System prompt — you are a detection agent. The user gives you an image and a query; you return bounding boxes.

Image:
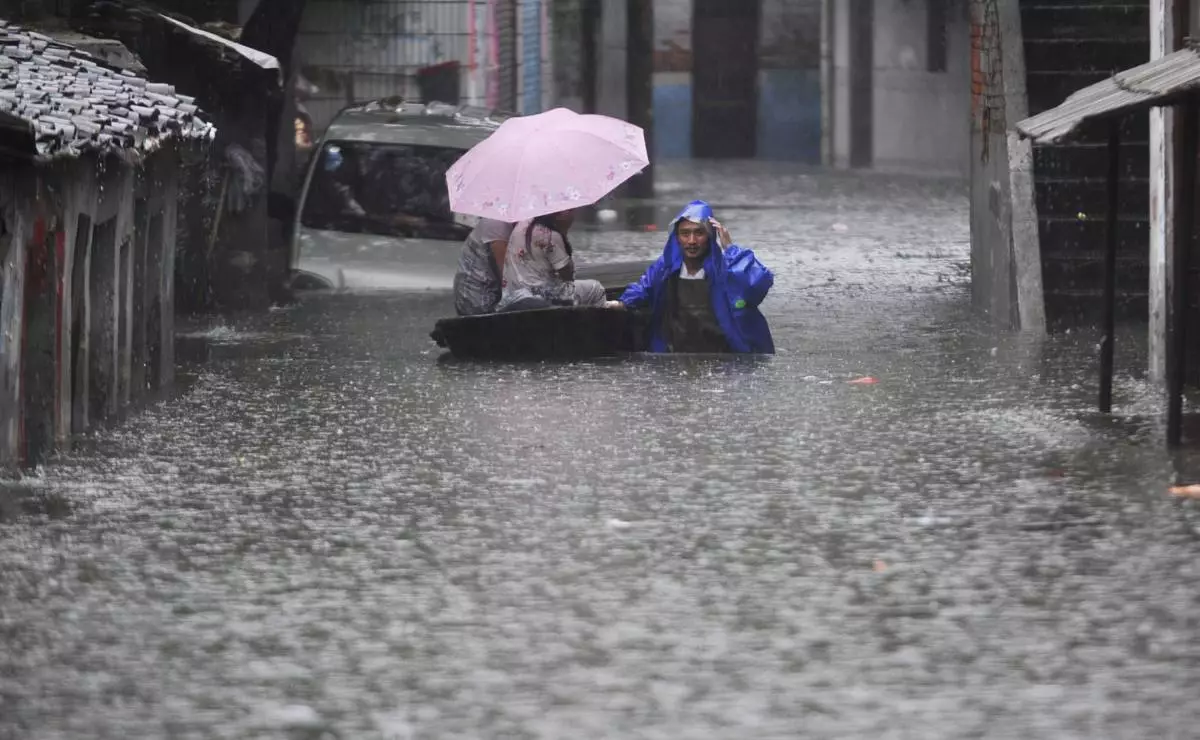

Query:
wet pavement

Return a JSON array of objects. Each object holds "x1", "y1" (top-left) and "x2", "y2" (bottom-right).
[{"x1": 5, "y1": 161, "x2": 1200, "y2": 739}]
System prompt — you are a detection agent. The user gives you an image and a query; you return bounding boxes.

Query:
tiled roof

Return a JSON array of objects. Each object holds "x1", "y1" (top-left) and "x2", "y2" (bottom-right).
[{"x1": 0, "y1": 19, "x2": 215, "y2": 161}]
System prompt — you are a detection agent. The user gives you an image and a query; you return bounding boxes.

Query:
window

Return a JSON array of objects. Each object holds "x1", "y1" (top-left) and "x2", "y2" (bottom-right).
[
  {"x1": 927, "y1": 0, "x2": 947, "y2": 73},
  {"x1": 300, "y1": 140, "x2": 472, "y2": 242}
]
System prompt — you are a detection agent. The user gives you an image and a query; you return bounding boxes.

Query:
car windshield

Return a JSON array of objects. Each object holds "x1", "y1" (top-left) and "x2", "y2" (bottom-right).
[{"x1": 300, "y1": 140, "x2": 471, "y2": 242}]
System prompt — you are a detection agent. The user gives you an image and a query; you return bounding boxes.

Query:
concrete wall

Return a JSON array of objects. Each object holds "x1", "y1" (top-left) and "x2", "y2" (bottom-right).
[
  {"x1": 652, "y1": 0, "x2": 691, "y2": 158},
  {"x1": 296, "y1": 0, "x2": 555, "y2": 133},
  {"x1": 831, "y1": 1, "x2": 852, "y2": 168},
  {"x1": 758, "y1": 0, "x2": 823, "y2": 162},
  {"x1": 0, "y1": 171, "x2": 27, "y2": 469},
  {"x1": 550, "y1": 0, "x2": 584, "y2": 112},
  {"x1": 606, "y1": 0, "x2": 821, "y2": 161},
  {"x1": 874, "y1": 0, "x2": 970, "y2": 174},
  {"x1": 0, "y1": 151, "x2": 180, "y2": 471},
  {"x1": 968, "y1": 0, "x2": 1044, "y2": 332},
  {"x1": 830, "y1": 0, "x2": 971, "y2": 175},
  {"x1": 597, "y1": 0, "x2": 628, "y2": 121}
]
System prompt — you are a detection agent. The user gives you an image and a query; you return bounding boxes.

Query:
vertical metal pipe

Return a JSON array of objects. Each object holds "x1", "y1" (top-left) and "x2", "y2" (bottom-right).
[
  {"x1": 1169, "y1": 97, "x2": 1198, "y2": 447},
  {"x1": 1100, "y1": 120, "x2": 1120, "y2": 413}
]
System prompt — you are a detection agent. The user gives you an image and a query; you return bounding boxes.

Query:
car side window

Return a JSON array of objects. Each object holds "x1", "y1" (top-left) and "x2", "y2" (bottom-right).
[{"x1": 300, "y1": 140, "x2": 470, "y2": 242}]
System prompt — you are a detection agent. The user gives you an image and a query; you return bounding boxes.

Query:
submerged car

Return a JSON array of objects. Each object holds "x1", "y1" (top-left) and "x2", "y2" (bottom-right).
[
  {"x1": 290, "y1": 98, "x2": 646, "y2": 297},
  {"x1": 290, "y1": 99, "x2": 505, "y2": 291}
]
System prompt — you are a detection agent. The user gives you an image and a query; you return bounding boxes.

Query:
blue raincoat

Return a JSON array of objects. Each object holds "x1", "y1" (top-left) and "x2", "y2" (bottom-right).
[{"x1": 620, "y1": 200, "x2": 775, "y2": 354}]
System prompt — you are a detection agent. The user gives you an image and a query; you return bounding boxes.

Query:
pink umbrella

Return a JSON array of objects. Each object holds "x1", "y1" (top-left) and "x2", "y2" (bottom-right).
[{"x1": 446, "y1": 107, "x2": 648, "y2": 222}]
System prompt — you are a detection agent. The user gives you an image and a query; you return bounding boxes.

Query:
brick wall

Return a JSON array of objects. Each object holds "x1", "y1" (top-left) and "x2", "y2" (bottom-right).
[{"x1": 1021, "y1": 0, "x2": 1150, "y2": 327}]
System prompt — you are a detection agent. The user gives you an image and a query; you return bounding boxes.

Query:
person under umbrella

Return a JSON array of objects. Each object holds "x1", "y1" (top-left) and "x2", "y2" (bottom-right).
[
  {"x1": 445, "y1": 108, "x2": 648, "y2": 314},
  {"x1": 495, "y1": 208, "x2": 611, "y2": 312},
  {"x1": 453, "y1": 217, "x2": 514, "y2": 316}
]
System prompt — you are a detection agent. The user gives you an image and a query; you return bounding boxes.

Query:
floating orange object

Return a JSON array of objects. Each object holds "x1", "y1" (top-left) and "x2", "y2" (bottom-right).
[
  {"x1": 848, "y1": 377, "x2": 879, "y2": 385},
  {"x1": 873, "y1": 559, "x2": 888, "y2": 573},
  {"x1": 643, "y1": 224, "x2": 658, "y2": 232},
  {"x1": 1169, "y1": 484, "x2": 1200, "y2": 498}
]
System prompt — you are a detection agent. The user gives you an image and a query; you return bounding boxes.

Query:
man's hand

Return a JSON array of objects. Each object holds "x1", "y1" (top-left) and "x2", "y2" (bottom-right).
[
  {"x1": 709, "y1": 218, "x2": 732, "y2": 250},
  {"x1": 605, "y1": 300, "x2": 625, "y2": 310}
]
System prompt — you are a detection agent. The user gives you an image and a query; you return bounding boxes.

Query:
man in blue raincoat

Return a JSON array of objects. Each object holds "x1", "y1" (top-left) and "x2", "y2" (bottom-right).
[{"x1": 619, "y1": 200, "x2": 774, "y2": 354}]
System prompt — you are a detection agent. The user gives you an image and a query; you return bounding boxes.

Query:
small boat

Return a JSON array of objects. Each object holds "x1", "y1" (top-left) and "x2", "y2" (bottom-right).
[
  {"x1": 430, "y1": 259, "x2": 654, "y2": 360},
  {"x1": 431, "y1": 305, "x2": 651, "y2": 360}
]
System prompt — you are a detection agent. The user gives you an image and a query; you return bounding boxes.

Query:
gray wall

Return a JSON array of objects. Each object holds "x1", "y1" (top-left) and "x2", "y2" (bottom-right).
[
  {"x1": 598, "y1": 0, "x2": 628, "y2": 121},
  {"x1": 830, "y1": 0, "x2": 970, "y2": 175},
  {"x1": 967, "y1": 0, "x2": 1042, "y2": 332},
  {"x1": 0, "y1": 152, "x2": 180, "y2": 470}
]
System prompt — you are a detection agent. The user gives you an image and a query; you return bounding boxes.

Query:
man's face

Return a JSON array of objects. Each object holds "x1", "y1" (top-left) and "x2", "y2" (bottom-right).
[{"x1": 676, "y1": 220, "x2": 710, "y2": 261}]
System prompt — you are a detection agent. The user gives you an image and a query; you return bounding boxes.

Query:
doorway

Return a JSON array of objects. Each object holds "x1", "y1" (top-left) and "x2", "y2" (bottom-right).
[
  {"x1": 21, "y1": 220, "x2": 57, "y2": 468},
  {"x1": 70, "y1": 214, "x2": 90, "y2": 435},
  {"x1": 88, "y1": 217, "x2": 116, "y2": 426},
  {"x1": 692, "y1": 0, "x2": 761, "y2": 158}
]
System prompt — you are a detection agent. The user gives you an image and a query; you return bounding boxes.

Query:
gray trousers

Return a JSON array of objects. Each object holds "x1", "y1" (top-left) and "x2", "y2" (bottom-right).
[
  {"x1": 500, "y1": 279, "x2": 609, "y2": 312},
  {"x1": 573, "y1": 279, "x2": 608, "y2": 307}
]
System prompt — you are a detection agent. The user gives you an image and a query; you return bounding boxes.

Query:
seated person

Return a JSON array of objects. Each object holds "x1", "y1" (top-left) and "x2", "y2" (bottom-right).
[
  {"x1": 496, "y1": 209, "x2": 611, "y2": 312},
  {"x1": 618, "y1": 200, "x2": 774, "y2": 354},
  {"x1": 453, "y1": 218, "x2": 514, "y2": 316}
]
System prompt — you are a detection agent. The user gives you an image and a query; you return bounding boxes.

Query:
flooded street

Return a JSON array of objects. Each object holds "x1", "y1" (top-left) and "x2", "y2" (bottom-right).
[{"x1": 6, "y1": 162, "x2": 1200, "y2": 739}]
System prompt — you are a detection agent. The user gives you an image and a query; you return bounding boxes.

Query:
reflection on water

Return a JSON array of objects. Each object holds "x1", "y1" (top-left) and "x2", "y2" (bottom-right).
[{"x1": 3, "y1": 164, "x2": 1200, "y2": 739}]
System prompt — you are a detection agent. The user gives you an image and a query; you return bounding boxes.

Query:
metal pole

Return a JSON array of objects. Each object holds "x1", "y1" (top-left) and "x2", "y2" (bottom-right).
[
  {"x1": 1100, "y1": 120, "x2": 1120, "y2": 413},
  {"x1": 1169, "y1": 97, "x2": 1197, "y2": 447}
]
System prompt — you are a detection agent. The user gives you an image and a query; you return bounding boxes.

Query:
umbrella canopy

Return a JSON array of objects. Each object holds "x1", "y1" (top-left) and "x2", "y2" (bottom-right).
[{"x1": 446, "y1": 108, "x2": 648, "y2": 222}]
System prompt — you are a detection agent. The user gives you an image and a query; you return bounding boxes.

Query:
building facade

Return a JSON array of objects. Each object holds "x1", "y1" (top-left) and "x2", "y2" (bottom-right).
[
  {"x1": 0, "y1": 22, "x2": 215, "y2": 470},
  {"x1": 595, "y1": 0, "x2": 822, "y2": 162},
  {"x1": 827, "y1": 0, "x2": 972, "y2": 175},
  {"x1": 293, "y1": 0, "x2": 554, "y2": 135},
  {"x1": 968, "y1": 0, "x2": 1151, "y2": 334}
]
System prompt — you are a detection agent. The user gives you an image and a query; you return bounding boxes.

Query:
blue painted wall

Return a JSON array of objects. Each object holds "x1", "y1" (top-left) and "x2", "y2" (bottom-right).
[
  {"x1": 757, "y1": 68, "x2": 822, "y2": 163},
  {"x1": 521, "y1": 0, "x2": 542, "y2": 113},
  {"x1": 653, "y1": 79, "x2": 692, "y2": 159},
  {"x1": 654, "y1": 70, "x2": 821, "y2": 160}
]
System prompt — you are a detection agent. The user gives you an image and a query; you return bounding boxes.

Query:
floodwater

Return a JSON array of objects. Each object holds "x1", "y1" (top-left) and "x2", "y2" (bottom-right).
[{"x1": 4, "y1": 161, "x2": 1200, "y2": 739}]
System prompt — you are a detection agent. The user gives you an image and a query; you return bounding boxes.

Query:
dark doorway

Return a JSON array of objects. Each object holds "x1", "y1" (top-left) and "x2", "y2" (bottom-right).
[
  {"x1": 69, "y1": 214, "x2": 90, "y2": 436},
  {"x1": 848, "y1": 0, "x2": 874, "y2": 168},
  {"x1": 21, "y1": 222, "x2": 58, "y2": 469},
  {"x1": 692, "y1": 0, "x2": 761, "y2": 158},
  {"x1": 116, "y1": 233, "x2": 131, "y2": 416},
  {"x1": 131, "y1": 199, "x2": 148, "y2": 396},
  {"x1": 88, "y1": 218, "x2": 116, "y2": 426},
  {"x1": 146, "y1": 211, "x2": 164, "y2": 391}
]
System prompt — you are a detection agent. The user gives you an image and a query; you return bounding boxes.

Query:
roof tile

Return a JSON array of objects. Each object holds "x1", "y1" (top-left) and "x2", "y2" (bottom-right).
[{"x1": 0, "y1": 20, "x2": 215, "y2": 160}]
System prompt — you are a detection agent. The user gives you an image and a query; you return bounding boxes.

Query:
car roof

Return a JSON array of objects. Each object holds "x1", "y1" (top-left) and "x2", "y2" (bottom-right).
[{"x1": 322, "y1": 98, "x2": 517, "y2": 150}]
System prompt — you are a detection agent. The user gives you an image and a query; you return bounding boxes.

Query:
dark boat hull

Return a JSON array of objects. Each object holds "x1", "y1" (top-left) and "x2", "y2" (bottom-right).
[{"x1": 431, "y1": 306, "x2": 651, "y2": 360}]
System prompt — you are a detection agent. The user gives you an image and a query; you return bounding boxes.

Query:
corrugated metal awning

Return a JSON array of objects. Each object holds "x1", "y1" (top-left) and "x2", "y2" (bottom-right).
[
  {"x1": 1016, "y1": 45, "x2": 1200, "y2": 143},
  {"x1": 158, "y1": 14, "x2": 281, "y2": 75}
]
